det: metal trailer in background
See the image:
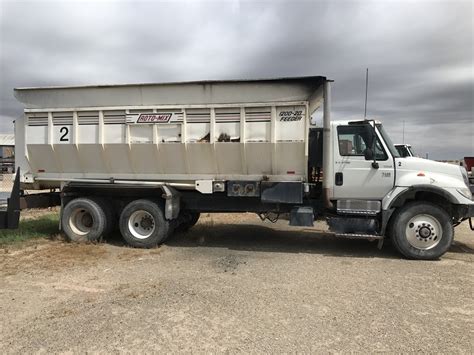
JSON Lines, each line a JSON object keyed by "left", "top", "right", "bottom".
{"left": 0, "top": 134, "right": 15, "bottom": 173}
{"left": 2, "top": 76, "right": 473, "bottom": 259}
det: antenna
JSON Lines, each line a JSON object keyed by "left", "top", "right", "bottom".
{"left": 364, "top": 68, "right": 369, "bottom": 119}
{"left": 402, "top": 120, "right": 405, "bottom": 144}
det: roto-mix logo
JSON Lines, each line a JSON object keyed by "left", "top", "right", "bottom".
{"left": 137, "top": 113, "right": 173, "bottom": 123}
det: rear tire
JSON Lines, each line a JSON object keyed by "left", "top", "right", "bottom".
{"left": 390, "top": 201, "right": 453, "bottom": 260}
{"left": 176, "top": 211, "right": 200, "bottom": 233}
{"left": 91, "top": 197, "right": 115, "bottom": 236}
{"left": 119, "top": 199, "right": 169, "bottom": 248}
{"left": 61, "top": 197, "right": 107, "bottom": 242}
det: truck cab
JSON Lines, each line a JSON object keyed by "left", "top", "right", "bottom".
{"left": 324, "top": 119, "right": 474, "bottom": 259}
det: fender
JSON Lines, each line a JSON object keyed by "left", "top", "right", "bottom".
{"left": 386, "top": 184, "right": 458, "bottom": 210}
{"left": 379, "top": 184, "right": 459, "bottom": 236}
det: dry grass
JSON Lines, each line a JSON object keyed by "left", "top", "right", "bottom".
{"left": 0, "top": 209, "right": 60, "bottom": 245}
{"left": 0, "top": 240, "right": 108, "bottom": 275}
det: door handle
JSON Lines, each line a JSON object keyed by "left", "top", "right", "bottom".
{"left": 335, "top": 172, "right": 343, "bottom": 186}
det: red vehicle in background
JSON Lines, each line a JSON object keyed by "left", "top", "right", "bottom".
{"left": 464, "top": 157, "right": 474, "bottom": 192}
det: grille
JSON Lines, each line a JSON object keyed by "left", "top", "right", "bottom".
{"left": 245, "top": 107, "right": 271, "bottom": 122}
{"left": 103, "top": 110, "right": 126, "bottom": 124}
{"left": 215, "top": 108, "right": 241, "bottom": 123}
{"left": 52, "top": 112, "right": 74, "bottom": 126}
{"left": 26, "top": 112, "right": 48, "bottom": 126}
{"left": 77, "top": 111, "right": 99, "bottom": 125}
{"left": 186, "top": 108, "right": 210, "bottom": 123}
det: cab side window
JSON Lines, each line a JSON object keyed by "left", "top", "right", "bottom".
{"left": 337, "top": 125, "right": 388, "bottom": 160}
{"left": 373, "top": 140, "right": 388, "bottom": 160}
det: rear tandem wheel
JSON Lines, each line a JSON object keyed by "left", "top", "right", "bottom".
{"left": 61, "top": 197, "right": 108, "bottom": 242}
{"left": 119, "top": 199, "right": 170, "bottom": 248}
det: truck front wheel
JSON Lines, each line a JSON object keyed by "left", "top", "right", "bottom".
{"left": 390, "top": 201, "right": 453, "bottom": 260}
{"left": 119, "top": 199, "right": 170, "bottom": 248}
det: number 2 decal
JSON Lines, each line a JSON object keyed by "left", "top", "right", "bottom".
{"left": 60, "top": 127, "right": 69, "bottom": 142}
{"left": 398, "top": 162, "right": 402, "bottom": 167}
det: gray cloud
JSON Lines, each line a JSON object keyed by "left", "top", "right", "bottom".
{"left": 0, "top": 0, "right": 472, "bottom": 159}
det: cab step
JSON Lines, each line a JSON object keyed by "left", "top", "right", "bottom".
{"left": 334, "top": 233, "right": 383, "bottom": 240}
{"left": 327, "top": 216, "right": 378, "bottom": 234}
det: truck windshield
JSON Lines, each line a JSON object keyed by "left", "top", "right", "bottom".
{"left": 376, "top": 124, "right": 400, "bottom": 158}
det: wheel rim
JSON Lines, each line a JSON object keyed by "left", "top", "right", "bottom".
{"left": 69, "top": 208, "right": 94, "bottom": 236}
{"left": 128, "top": 210, "right": 156, "bottom": 239}
{"left": 405, "top": 214, "right": 443, "bottom": 250}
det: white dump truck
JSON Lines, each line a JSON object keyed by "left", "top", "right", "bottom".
{"left": 2, "top": 76, "right": 473, "bottom": 259}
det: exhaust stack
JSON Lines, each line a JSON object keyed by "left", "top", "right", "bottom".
{"left": 322, "top": 80, "right": 333, "bottom": 209}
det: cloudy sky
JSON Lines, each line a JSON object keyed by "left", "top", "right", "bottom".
{"left": 0, "top": 0, "right": 472, "bottom": 159}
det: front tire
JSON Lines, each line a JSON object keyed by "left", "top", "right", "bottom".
{"left": 390, "top": 201, "right": 453, "bottom": 260}
{"left": 119, "top": 199, "right": 170, "bottom": 248}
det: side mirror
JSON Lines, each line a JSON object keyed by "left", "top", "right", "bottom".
{"left": 364, "top": 148, "right": 374, "bottom": 161}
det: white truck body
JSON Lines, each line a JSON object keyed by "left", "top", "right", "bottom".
{"left": 4, "top": 76, "right": 472, "bottom": 260}
{"left": 14, "top": 77, "right": 325, "bottom": 189}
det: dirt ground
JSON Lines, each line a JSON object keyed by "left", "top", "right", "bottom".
{"left": 1, "top": 213, "right": 473, "bottom": 353}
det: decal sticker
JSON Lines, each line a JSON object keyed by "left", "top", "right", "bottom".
{"left": 279, "top": 110, "right": 303, "bottom": 122}
{"left": 60, "top": 127, "right": 69, "bottom": 142}
{"left": 126, "top": 112, "right": 181, "bottom": 124}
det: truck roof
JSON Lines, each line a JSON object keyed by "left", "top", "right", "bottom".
{"left": 332, "top": 119, "right": 383, "bottom": 126}
{"left": 14, "top": 75, "right": 327, "bottom": 91}
{"left": 14, "top": 76, "right": 328, "bottom": 110}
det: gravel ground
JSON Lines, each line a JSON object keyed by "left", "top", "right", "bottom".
{"left": 1, "top": 213, "right": 473, "bottom": 353}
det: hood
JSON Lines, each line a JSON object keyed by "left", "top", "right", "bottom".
{"left": 395, "top": 157, "right": 465, "bottom": 188}
{"left": 398, "top": 157, "right": 460, "bottom": 176}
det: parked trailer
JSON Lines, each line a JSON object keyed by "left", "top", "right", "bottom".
{"left": 2, "top": 76, "right": 473, "bottom": 259}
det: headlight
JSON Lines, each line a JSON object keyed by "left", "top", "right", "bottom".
{"left": 457, "top": 187, "right": 473, "bottom": 200}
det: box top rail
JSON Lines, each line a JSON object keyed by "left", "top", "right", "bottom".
{"left": 14, "top": 76, "right": 328, "bottom": 109}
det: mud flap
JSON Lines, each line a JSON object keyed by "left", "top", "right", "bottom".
{"left": 162, "top": 185, "right": 180, "bottom": 220}
{"left": 0, "top": 168, "right": 21, "bottom": 229}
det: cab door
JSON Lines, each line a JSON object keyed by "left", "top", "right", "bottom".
{"left": 333, "top": 124, "right": 394, "bottom": 200}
